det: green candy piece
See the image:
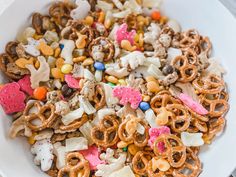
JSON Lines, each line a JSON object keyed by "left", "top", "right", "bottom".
{"left": 123, "top": 147, "right": 128, "bottom": 152}
{"left": 107, "top": 82, "right": 116, "bottom": 87}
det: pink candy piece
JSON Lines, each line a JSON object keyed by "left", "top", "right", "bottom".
{"left": 0, "top": 82, "right": 26, "bottom": 114}
{"left": 80, "top": 146, "right": 104, "bottom": 170}
{"left": 178, "top": 93, "right": 208, "bottom": 115}
{"left": 148, "top": 126, "right": 170, "bottom": 152}
{"left": 18, "top": 75, "right": 34, "bottom": 96}
{"left": 112, "top": 86, "right": 142, "bottom": 109}
{"left": 65, "top": 74, "right": 80, "bottom": 89}
{"left": 116, "top": 23, "right": 136, "bottom": 45}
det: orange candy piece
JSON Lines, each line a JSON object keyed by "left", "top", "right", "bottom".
{"left": 151, "top": 11, "right": 161, "bottom": 21}
{"left": 33, "top": 86, "right": 48, "bottom": 100}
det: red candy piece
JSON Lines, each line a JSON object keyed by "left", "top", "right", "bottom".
{"left": 0, "top": 82, "right": 26, "bottom": 114}
{"left": 116, "top": 23, "right": 136, "bottom": 45}
{"left": 80, "top": 146, "right": 104, "bottom": 170}
{"left": 65, "top": 74, "right": 80, "bottom": 89}
{"left": 112, "top": 86, "right": 142, "bottom": 109}
{"left": 18, "top": 75, "right": 34, "bottom": 96}
{"left": 148, "top": 126, "right": 170, "bottom": 152}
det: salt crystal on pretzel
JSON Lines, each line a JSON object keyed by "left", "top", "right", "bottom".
{"left": 31, "top": 139, "right": 54, "bottom": 171}
{"left": 0, "top": 82, "right": 26, "bottom": 114}
{"left": 181, "top": 132, "right": 204, "bottom": 147}
{"left": 70, "top": 0, "right": 91, "bottom": 20}
{"left": 178, "top": 93, "right": 208, "bottom": 115}
{"left": 113, "top": 86, "right": 142, "bottom": 109}
{"left": 65, "top": 74, "right": 80, "bottom": 89}
{"left": 116, "top": 23, "right": 136, "bottom": 45}
{"left": 148, "top": 127, "right": 170, "bottom": 149}
{"left": 80, "top": 146, "right": 104, "bottom": 170}
{"left": 18, "top": 75, "right": 34, "bottom": 96}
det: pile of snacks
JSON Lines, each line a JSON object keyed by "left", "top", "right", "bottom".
{"left": 0, "top": 0, "right": 229, "bottom": 176}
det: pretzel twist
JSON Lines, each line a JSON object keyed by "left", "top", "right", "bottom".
{"left": 171, "top": 55, "right": 198, "bottom": 83}
{"left": 166, "top": 104, "right": 191, "bottom": 133}
{"left": 24, "top": 102, "right": 57, "bottom": 131}
{"left": 91, "top": 115, "right": 119, "bottom": 148}
{"left": 132, "top": 151, "right": 153, "bottom": 176}
{"left": 118, "top": 116, "right": 149, "bottom": 147}
{"left": 88, "top": 37, "right": 115, "bottom": 62}
{"left": 58, "top": 152, "right": 90, "bottom": 177}
{"left": 173, "top": 148, "right": 202, "bottom": 177}
{"left": 153, "top": 134, "right": 186, "bottom": 168}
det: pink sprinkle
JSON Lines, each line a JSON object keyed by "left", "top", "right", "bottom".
{"left": 79, "top": 146, "right": 104, "bottom": 170}
{"left": 116, "top": 23, "right": 136, "bottom": 45}
{"left": 18, "top": 75, "right": 34, "bottom": 96}
{"left": 148, "top": 126, "right": 170, "bottom": 152}
{"left": 65, "top": 74, "right": 80, "bottom": 89}
{"left": 0, "top": 82, "right": 26, "bottom": 114}
{"left": 112, "top": 86, "right": 142, "bottom": 109}
{"left": 178, "top": 93, "right": 208, "bottom": 115}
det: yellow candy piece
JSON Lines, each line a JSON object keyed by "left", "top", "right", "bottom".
{"left": 28, "top": 132, "right": 37, "bottom": 145}
{"left": 38, "top": 41, "right": 54, "bottom": 56}
{"left": 15, "top": 57, "right": 34, "bottom": 68}
{"left": 118, "top": 79, "right": 126, "bottom": 85}
{"left": 61, "top": 64, "right": 73, "bottom": 74}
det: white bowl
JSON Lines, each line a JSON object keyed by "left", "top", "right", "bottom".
{"left": 1, "top": 0, "right": 236, "bottom": 177}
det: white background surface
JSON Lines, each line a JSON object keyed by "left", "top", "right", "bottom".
{"left": 0, "top": 0, "right": 236, "bottom": 177}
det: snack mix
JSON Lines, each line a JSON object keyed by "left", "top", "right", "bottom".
{"left": 0, "top": 0, "right": 229, "bottom": 177}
